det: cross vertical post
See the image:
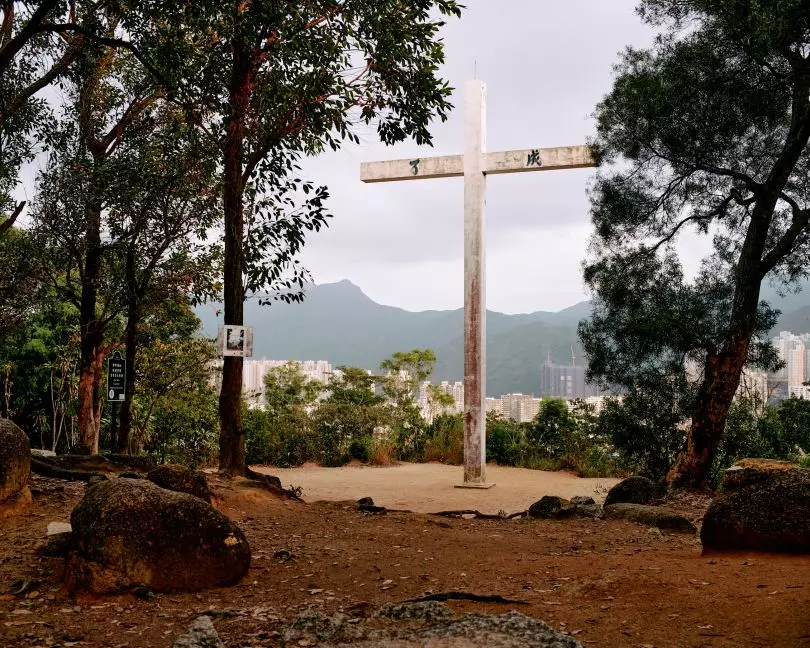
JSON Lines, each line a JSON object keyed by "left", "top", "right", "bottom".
{"left": 360, "top": 79, "right": 595, "bottom": 489}
{"left": 462, "top": 81, "right": 487, "bottom": 486}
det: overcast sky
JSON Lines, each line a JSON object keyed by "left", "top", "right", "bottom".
{"left": 297, "top": 0, "right": 660, "bottom": 314}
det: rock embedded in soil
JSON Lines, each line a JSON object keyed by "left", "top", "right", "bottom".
{"left": 0, "top": 418, "right": 32, "bottom": 515}
{"left": 66, "top": 478, "right": 250, "bottom": 593}
{"left": 603, "top": 503, "right": 696, "bottom": 533}
{"left": 702, "top": 465, "right": 810, "bottom": 553}
{"left": 146, "top": 463, "right": 213, "bottom": 503}
{"left": 172, "top": 616, "right": 225, "bottom": 648}
{"left": 282, "top": 603, "right": 582, "bottom": 647}
{"left": 603, "top": 476, "right": 656, "bottom": 507}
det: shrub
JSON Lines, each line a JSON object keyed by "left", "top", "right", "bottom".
{"left": 369, "top": 438, "right": 398, "bottom": 466}
{"left": 423, "top": 413, "right": 463, "bottom": 464}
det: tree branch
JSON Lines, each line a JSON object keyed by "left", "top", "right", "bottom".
{"left": 0, "top": 0, "right": 59, "bottom": 78}
{"left": 759, "top": 208, "right": 810, "bottom": 276}
{"left": 36, "top": 23, "right": 171, "bottom": 90}
{"left": 0, "top": 200, "right": 25, "bottom": 235}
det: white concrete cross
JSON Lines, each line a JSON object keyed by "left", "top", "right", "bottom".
{"left": 361, "top": 80, "right": 595, "bottom": 487}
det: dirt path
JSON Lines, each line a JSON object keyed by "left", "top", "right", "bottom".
{"left": 260, "top": 462, "right": 621, "bottom": 514}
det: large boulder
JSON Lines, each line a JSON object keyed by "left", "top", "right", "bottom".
{"left": 66, "top": 479, "right": 251, "bottom": 593}
{"left": 603, "top": 503, "right": 696, "bottom": 533}
{"left": 721, "top": 458, "right": 803, "bottom": 491}
{"left": 0, "top": 418, "right": 31, "bottom": 512}
{"left": 146, "top": 463, "right": 213, "bottom": 503}
{"left": 702, "top": 465, "right": 810, "bottom": 553}
{"left": 603, "top": 476, "right": 655, "bottom": 507}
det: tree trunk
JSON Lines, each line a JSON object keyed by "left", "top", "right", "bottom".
{"left": 218, "top": 56, "right": 250, "bottom": 476}
{"left": 668, "top": 340, "right": 748, "bottom": 489}
{"left": 76, "top": 191, "right": 104, "bottom": 454}
{"left": 668, "top": 212, "right": 771, "bottom": 488}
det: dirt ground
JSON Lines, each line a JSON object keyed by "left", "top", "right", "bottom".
{"left": 1, "top": 468, "right": 809, "bottom": 648}
{"left": 263, "top": 463, "right": 621, "bottom": 515}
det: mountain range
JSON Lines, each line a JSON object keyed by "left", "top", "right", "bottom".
{"left": 195, "top": 278, "right": 810, "bottom": 397}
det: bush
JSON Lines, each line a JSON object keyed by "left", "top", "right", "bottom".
{"left": 596, "top": 393, "right": 685, "bottom": 480}
{"left": 369, "top": 437, "right": 398, "bottom": 465}
{"left": 423, "top": 413, "right": 463, "bottom": 464}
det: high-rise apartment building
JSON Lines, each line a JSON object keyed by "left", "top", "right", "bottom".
{"left": 773, "top": 331, "right": 806, "bottom": 392}
{"left": 540, "top": 360, "right": 599, "bottom": 399}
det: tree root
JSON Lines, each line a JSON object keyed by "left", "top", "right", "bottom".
{"left": 431, "top": 509, "right": 506, "bottom": 520}
{"left": 243, "top": 467, "right": 303, "bottom": 502}
{"left": 403, "top": 592, "right": 529, "bottom": 606}
{"left": 30, "top": 458, "right": 107, "bottom": 482}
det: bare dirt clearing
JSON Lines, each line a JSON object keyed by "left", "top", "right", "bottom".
{"left": 262, "top": 462, "right": 622, "bottom": 514}
{"left": 1, "top": 472, "right": 808, "bottom": 648}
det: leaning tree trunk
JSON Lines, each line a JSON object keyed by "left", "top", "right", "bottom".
{"left": 668, "top": 212, "right": 771, "bottom": 488}
{"left": 668, "top": 342, "right": 749, "bottom": 489}
{"left": 217, "top": 56, "right": 250, "bottom": 476}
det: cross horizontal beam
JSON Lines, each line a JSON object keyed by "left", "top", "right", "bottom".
{"left": 360, "top": 145, "right": 594, "bottom": 183}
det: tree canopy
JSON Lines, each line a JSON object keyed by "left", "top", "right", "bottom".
{"left": 580, "top": 0, "right": 810, "bottom": 487}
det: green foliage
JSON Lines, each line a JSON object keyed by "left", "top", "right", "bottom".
{"left": 526, "top": 398, "right": 577, "bottom": 458}
{"left": 580, "top": 0, "right": 810, "bottom": 487}
{"left": 423, "top": 413, "right": 463, "bottom": 464}
{"left": 711, "top": 396, "right": 810, "bottom": 486}
{"left": 144, "top": 382, "right": 219, "bottom": 467}
{"left": 595, "top": 388, "right": 687, "bottom": 480}
{"left": 486, "top": 413, "right": 527, "bottom": 466}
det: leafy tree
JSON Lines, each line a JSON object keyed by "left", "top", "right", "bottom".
{"left": 0, "top": 224, "right": 37, "bottom": 340}
{"left": 32, "top": 41, "right": 160, "bottom": 453}
{"left": 595, "top": 387, "right": 687, "bottom": 480}
{"left": 312, "top": 366, "right": 389, "bottom": 465}
{"left": 133, "top": 0, "right": 462, "bottom": 475}
{"left": 129, "top": 336, "right": 217, "bottom": 453}
{"left": 105, "top": 106, "right": 222, "bottom": 452}
{"left": 527, "top": 398, "right": 577, "bottom": 458}
{"left": 423, "top": 412, "right": 463, "bottom": 464}
{"left": 485, "top": 412, "right": 526, "bottom": 466}
{"left": 380, "top": 349, "right": 439, "bottom": 460}
{"left": 0, "top": 283, "right": 79, "bottom": 449}
{"left": 580, "top": 0, "right": 810, "bottom": 488}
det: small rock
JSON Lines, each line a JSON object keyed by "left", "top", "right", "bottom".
{"left": 604, "top": 476, "right": 656, "bottom": 507}
{"left": 31, "top": 448, "right": 56, "bottom": 458}
{"left": 172, "top": 615, "right": 224, "bottom": 648}
{"left": 357, "top": 497, "right": 375, "bottom": 507}
{"left": 570, "top": 496, "right": 595, "bottom": 506}
{"left": 47, "top": 522, "right": 72, "bottom": 536}
{"left": 528, "top": 496, "right": 577, "bottom": 519}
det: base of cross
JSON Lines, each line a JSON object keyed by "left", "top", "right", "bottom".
{"left": 454, "top": 482, "right": 496, "bottom": 489}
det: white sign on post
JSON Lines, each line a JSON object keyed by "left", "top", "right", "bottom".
{"left": 216, "top": 325, "right": 254, "bottom": 358}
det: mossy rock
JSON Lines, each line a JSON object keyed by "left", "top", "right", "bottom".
{"left": 66, "top": 479, "right": 250, "bottom": 593}
{"left": 702, "top": 468, "right": 810, "bottom": 553}
{"left": 603, "top": 476, "right": 656, "bottom": 507}
{"left": 603, "top": 503, "right": 696, "bottom": 533}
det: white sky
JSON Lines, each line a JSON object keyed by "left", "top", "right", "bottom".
{"left": 12, "top": 1, "right": 716, "bottom": 315}
{"left": 296, "top": 1, "right": 679, "bottom": 314}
